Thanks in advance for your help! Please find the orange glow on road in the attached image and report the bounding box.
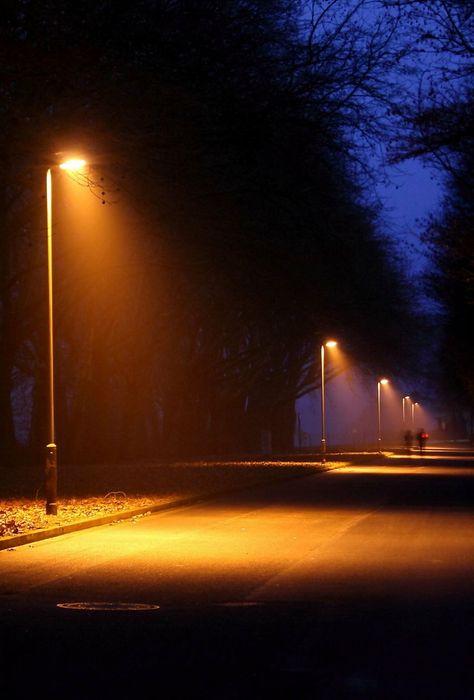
[3,464,473,606]
[1,463,474,615]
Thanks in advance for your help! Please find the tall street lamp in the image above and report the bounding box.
[320,340,337,463]
[412,401,419,430]
[377,378,389,452]
[402,395,410,428]
[45,157,86,515]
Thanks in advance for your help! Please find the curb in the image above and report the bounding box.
[0,494,204,551]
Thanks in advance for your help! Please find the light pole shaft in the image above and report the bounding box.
[45,168,57,515]
[377,382,382,450]
[320,344,326,460]
[46,169,55,445]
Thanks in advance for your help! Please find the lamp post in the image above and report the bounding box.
[402,395,410,428]
[412,401,419,430]
[320,340,337,463]
[45,158,86,515]
[377,378,389,452]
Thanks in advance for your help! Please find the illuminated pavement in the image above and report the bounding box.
[1,451,473,698]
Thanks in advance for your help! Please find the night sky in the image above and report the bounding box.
[378,158,443,275]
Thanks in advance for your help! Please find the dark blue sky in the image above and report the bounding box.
[377,158,444,275]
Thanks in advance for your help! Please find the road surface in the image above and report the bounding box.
[1,450,473,698]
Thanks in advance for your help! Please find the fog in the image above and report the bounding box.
[13,164,440,459]
[296,362,438,451]
[13,162,167,460]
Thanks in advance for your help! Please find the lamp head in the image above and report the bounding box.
[59,158,86,171]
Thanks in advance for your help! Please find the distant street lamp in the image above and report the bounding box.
[45,158,86,515]
[402,395,410,428]
[412,401,419,430]
[320,340,337,463]
[377,378,389,452]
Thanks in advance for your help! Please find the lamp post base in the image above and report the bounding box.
[45,443,58,515]
[321,438,326,464]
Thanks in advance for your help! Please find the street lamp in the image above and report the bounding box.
[402,395,410,428]
[45,157,86,515]
[377,378,389,452]
[412,401,419,430]
[320,340,337,463]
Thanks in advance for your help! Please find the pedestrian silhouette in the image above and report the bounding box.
[416,429,428,452]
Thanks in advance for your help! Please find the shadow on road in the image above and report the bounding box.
[2,596,473,699]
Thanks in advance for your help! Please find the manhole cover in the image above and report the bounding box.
[57,601,160,611]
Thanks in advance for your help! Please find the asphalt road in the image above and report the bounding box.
[1,449,473,699]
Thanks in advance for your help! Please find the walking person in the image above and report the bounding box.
[416,429,429,453]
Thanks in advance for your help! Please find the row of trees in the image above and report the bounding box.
[387,0,474,435]
[0,1,461,468]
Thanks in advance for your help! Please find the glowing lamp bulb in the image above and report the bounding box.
[59,159,86,171]
[325,340,337,348]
